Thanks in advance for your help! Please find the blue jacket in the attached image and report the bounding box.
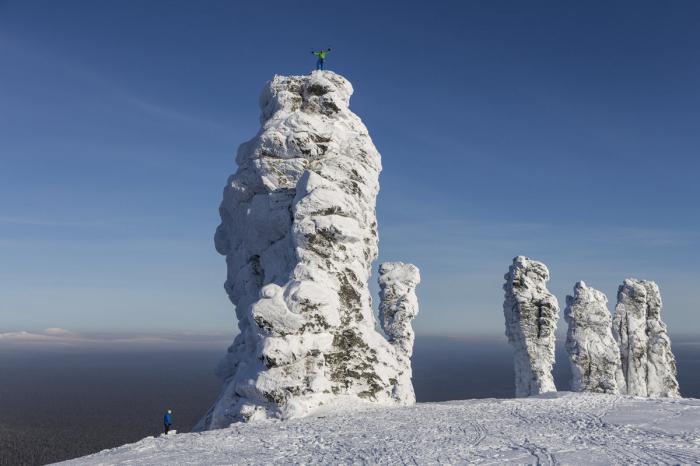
[164,413,172,426]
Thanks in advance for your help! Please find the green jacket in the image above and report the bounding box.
[312,50,329,59]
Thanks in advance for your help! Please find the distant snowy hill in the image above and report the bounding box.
[60,393,699,465]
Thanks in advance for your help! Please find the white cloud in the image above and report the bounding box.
[0,328,233,351]
[0,330,47,340]
[43,327,74,336]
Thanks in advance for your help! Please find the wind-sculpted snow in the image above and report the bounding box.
[378,262,420,358]
[503,256,559,397]
[564,281,621,394]
[613,278,681,398]
[62,393,700,465]
[199,71,417,429]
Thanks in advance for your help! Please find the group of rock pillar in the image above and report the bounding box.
[503,256,680,398]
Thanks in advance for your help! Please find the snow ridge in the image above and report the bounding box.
[62,393,700,466]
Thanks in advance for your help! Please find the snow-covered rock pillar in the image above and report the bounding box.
[612,279,680,398]
[198,71,417,429]
[378,262,421,358]
[564,281,621,394]
[503,256,559,397]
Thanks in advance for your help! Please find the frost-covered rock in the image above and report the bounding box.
[612,279,680,398]
[564,281,621,394]
[198,71,417,429]
[378,262,421,358]
[503,256,559,397]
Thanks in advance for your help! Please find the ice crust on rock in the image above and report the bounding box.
[378,262,421,358]
[564,281,621,394]
[503,256,559,397]
[612,279,680,398]
[198,71,417,429]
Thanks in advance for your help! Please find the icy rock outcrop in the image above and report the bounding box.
[378,262,421,358]
[564,281,621,394]
[612,279,680,398]
[198,71,417,429]
[503,256,559,397]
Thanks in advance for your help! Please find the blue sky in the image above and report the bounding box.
[1,0,699,337]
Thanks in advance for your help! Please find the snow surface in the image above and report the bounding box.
[60,393,700,465]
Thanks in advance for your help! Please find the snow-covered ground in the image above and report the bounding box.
[60,392,700,465]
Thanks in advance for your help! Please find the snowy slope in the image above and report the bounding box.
[60,393,700,465]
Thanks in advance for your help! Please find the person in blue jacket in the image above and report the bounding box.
[163,409,173,434]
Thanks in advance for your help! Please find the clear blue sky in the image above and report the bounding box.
[1,0,699,336]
